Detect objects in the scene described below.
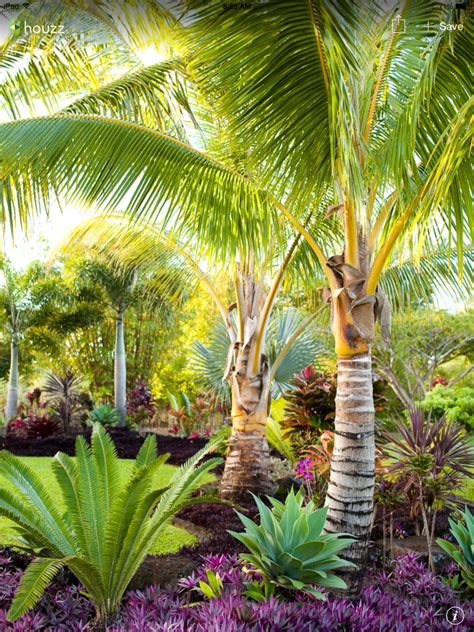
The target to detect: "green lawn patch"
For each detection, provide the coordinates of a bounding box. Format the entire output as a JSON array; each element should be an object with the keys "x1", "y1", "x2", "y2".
[{"x1": 0, "y1": 456, "x2": 198, "y2": 554}]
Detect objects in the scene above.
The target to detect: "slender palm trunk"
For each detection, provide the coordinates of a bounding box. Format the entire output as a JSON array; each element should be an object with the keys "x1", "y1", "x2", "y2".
[
  {"x1": 114, "y1": 310, "x2": 127, "y2": 427},
  {"x1": 325, "y1": 352, "x2": 375, "y2": 597},
  {"x1": 220, "y1": 270, "x2": 275, "y2": 502},
  {"x1": 5, "y1": 334, "x2": 20, "y2": 422},
  {"x1": 220, "y1": 345, "x2": 274, "y2": 500}
]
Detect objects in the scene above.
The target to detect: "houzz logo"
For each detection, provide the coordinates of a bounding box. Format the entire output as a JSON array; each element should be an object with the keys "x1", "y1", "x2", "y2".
[{"x1": 9, "y1": 19, "x2": 65, "y2": 36}]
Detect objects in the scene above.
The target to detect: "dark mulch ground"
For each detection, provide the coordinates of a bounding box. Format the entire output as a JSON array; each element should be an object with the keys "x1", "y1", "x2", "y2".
[
  {"x1": 178, "y1": 501, "x2": 258, "y2": 560},
  {"x1": 0, "y1": 429, "x2": 209, "y2": 465}
]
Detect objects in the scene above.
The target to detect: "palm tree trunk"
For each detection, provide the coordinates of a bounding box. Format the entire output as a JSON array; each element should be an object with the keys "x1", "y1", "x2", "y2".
[
  {"x1": 5, "y1": 334, "x2": 20, "y2": 422},
  {"x1": 114, "y1": 310, "x2": 127, "y2": 427},
  {"x1": 220, "y1": 269, "x2": 275, "y2": 502},
  {"x1": 220, "y1": 344, "x2": 275, "y2": 501},
  {"x1": 325, "y1": 352, "x2": 375, "y2": 597}
]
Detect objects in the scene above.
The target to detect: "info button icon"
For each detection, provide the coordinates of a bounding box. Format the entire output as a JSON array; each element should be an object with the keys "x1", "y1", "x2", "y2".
[{"x1": 446, "y1": 606, "x2": 464, "y2": 626}]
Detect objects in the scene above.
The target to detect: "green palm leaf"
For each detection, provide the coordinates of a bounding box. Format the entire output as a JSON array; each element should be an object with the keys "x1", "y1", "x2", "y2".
[
  {"x1": 192, "y1": 308, "x2": 325, "y2": 400},
  {"x1": 0, "y1": 115, "x2": 276, "y2": 255}
]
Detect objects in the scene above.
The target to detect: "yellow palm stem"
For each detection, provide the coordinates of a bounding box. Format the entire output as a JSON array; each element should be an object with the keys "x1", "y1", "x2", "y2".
[
  {"x1": 250, "y1": 232, "x2": 303, "y2": 375},
  {"x1": 344, "y1": 198, "x2": 359, "y2": 268},
  {"x1": 368, "y1": 191, "x2": 398, "y2": 251},
  {"x1": 270, "y1": 197, "x2": 336, "y2": 290}
]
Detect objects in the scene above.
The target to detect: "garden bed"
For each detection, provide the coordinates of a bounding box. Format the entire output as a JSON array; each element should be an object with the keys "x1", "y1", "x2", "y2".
[{"x1": 0, "y1": 429, "x2": 208, "y2": 465}]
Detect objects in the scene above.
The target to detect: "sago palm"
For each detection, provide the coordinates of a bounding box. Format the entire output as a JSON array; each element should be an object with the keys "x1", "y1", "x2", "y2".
[
  {"x1": 0, "y1": 0, "x2": 472, "y2": 593},
  {"x1": 0, "y1": 423, "x2": 222, "y2": 626}
]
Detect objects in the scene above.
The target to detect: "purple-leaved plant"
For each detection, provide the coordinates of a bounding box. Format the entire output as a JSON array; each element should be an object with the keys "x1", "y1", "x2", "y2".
[{"x1": 1, "y1": 549, "x2": 473, "y2": 630}]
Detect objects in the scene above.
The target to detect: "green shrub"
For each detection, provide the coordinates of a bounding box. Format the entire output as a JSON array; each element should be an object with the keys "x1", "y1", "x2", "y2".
[
  {"x1": 0, "y1": 424, "x2": 222, "y2": 625},
  {"x1": 229, "y1": 489, "x2": 355, "y2": 600},
  {"x1": 437, "y1": 508, "x2": 474, "y2": 593},
  {"x1": 420, "y1": 385, "x2": 474, "y2": 430},
  {"x1": 89, "y1": 403, "x2": 121, "y2": 426}
]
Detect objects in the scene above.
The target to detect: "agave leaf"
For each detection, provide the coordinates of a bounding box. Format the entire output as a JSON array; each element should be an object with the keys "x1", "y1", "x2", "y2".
[
  {"x1": 304, "y1": 587, "x2": 327, "y2": 600},
  {"x1": 306, "y1": 539, "x2": 356, "y2": 564},
  {"x1": 293, "y1": 541, "x2": 325, "y2": 561},
  {"x1": 227, "y1": 531, "x2": 262, "y2": 556},
  {"x1": 277, "y1": 552, "x2": 304, "y2": 571},
  {"x1": 287, "y1": 577, "x2": 305, "y2": 590},
  {"x1": 307, "y1": 506, "x2": 328, "y2": 537},
  {"x1": 315, "y1": 574, "x2": 348, "y2": 589}
]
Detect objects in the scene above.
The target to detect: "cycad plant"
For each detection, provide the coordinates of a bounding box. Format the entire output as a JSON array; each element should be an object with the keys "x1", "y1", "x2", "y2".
[
  {"x1": 0, "y1": 424, "x2": 222, "y2": 626},
  {"x1": 229, "y1": 489, "x2": 355, "y2": 600}
]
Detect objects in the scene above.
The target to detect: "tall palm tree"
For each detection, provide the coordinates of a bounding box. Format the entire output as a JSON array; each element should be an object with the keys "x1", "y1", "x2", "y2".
[
  {"x1": 62, "y1": 215, "x2": 327, "y2": 499},
  {"x1": 56, "y1": 228, "x2": 190, "y2": 427},
  {"x1": 0, "y1": 259, "x2": 64, "y2": 422},
  {"x1": 1, "y1": 0, "x2": 471, "y2": 590}
]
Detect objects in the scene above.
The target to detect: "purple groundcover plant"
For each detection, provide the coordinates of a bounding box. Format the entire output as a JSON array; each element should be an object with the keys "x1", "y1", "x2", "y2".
[
  {"x1": 1, "y1": 550, "x2": 473, "y2": 630},
  {"x1": 0, "y1": 553, "x2": 93, "y2": 631}
]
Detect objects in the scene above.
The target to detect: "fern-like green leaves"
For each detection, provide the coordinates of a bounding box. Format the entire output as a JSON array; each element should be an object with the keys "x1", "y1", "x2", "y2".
[
  {"x1": 0, "y1": 424, "x2": 222, "y2": 622},
  {"x1": 8, "y1": 557, "x2": 68, "y2": 621}
]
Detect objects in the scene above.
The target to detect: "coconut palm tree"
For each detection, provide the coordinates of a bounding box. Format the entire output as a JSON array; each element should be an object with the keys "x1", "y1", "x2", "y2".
[{"x1": 1, "y1": 0, "x2": 471, "y2": 591}]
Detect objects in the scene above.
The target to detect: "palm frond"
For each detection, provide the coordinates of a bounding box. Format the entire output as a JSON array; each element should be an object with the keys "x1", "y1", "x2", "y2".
[
  {"x1": 61, "y1": 60, "x2": 193, "y2": 135},
  {"x1": 187, "y1": 0, "x2": 333, "y2": 205},
  {"x1": 0, "y1": 115, "x2": 277, "y2": 256},
  {"x1": 55, "y1": 215, "x2": 197, "y2": 309},
  {"x1": 192, "y1": 308, "x2": 327, "y2": 400},
  {"x1": 7, "y1": 557, "x2": 67, "y2": 621},
  {"x1": 381, "y1": 247, "x2": 474, "y2": 311}
]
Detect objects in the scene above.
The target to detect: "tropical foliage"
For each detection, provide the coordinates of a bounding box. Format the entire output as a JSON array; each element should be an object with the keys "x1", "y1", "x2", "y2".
[
  {"x1": 382, "y1": 409, "x2": 474, "y2": 570},
  {"x1": 437, "y1": 508, "x2": 474, "y2": 592},
  {"x1": 0, "y1": 0, "x2": 472, "y2": 610},
  {"x1": 229, "y1": 489, "x2": 355, "y2": 599},
  {"x1": 0, "y1": 423, "x2": 222, "y2": 624},
  {"x1": 421, "y1": 385, "x2": 474, "y2": 431}
]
